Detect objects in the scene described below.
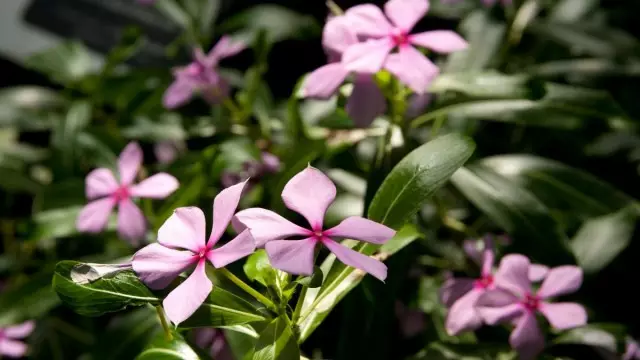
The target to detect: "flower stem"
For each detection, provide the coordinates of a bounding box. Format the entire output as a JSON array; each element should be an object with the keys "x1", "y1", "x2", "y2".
[
  {"x1": 218, "y1": 268, "x2": 278, "y2": 312},
  {"x1": 155, "y1": 306, "x2": 173, "y2": 341},
  {"x1": 291, "y1": 285, "x2": 307, "y2": 324},
  {"x1": 326, "y1": 0, "x2": 344, "y2": 16}
]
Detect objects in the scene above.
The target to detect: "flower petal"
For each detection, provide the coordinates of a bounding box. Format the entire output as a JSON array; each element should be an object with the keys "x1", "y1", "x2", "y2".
[
  {"x1": 475, "y1": 289, "x2": 522, "y2": 325},
  {"x1": 265, "y1": 238, "x2": 317, "y2": 276},
  {"x1": 343, "y1": 38, "x2": 394, "y2": 74},
  {"x1": 4, "y1": 321, "x2": 35, "y2": 339},
  {"x1": 117, "y1": 199, "x2": 147, "y2": 244},
  {"x1": 494, "y1": 254, "x2": 532, "y2": 297},
  {"x1": 536, "y1": 265, "x2": 583, "y2": 299},
  {"x1": 440, "y1": 277, "x2": 474, "y2": 307},
  {"x1": 163, "y1": 78, "x2": 195, "y2": 109},
  {"x1": 346, "y1": 74, "x2": 387, "y2": 127},
  {"x1": 445, "y1": 289, "x2": 483, "y2": 335},
  {"x1": 132, "y1": 243, "x2": 196, "y2": 289},
  {"x1": 76, "y1": 198, "x2": 115, "y2": 234},
  {"x1": 539, "y1": 302, "x2": 587, "y2": 330},
  {"x1": 528, "y1": 264, "x2": 549, "y2": 282},
  {"x1": 384, "y1": 45, "x2": 439, "y2": 94},
  {"x1": 208, "y1": 181, "x2": 247, "y2": 247},
  {"x1": 509, "y1": 313, "x2": 545, "y2": 360},
  {"x1": 118, "y1": 142, "x2": 143, "y2": 186},
  {"x1": 300, "y1": 63, "x2": 349, "y2": 99},
  {"x1": 232, "y1": 208, "x2": 309, "y2": 247},
  {"x1": 323, "y1": 238, "x2": 387, "y2": 281},
  {"x1": 344, "y1": 4, "x2": 394, "y2": 37},
  {"x1": 129, "y1": 173, "x2": 179, "y2": 199},
  {"x1": 282, "y1": 166, "x2": 336, "y2": 230},
  {"x1": 325, "y1": 216, "x2": 395, "y2": 244},
  {"x1": 481, "y1": 249, "x2": 495, "y2": 277},
  {"x1": 208, "y1": 36, "x2": 246, "y2": 63},
  {"x1": 200, "y1": 77, "x2": 231, "y2": 105},
  {"x1": 0, "y1": 339, "x2": 27, "y2": 358},
  {"x1": 163, "y1": 260, "x2": 213, "y2": 325},
  {"x1": 410, "y1": 30, "x2": 468, "y2": 53},
  {"x1": 384, "y1": 0, "x2": 429, "y2": 32},
  {"x1": 323, "y1": 15, "x2": 358, "y2": 56},
  {"x1": 158, "y1": 207, "x2": 206, "y2": 252},
  {"x1": 208, "y1": 229, "x2": 256, "y2": 268},
  {"x1": 85, "y1": 168, "x2": 118, "y2": 199}
]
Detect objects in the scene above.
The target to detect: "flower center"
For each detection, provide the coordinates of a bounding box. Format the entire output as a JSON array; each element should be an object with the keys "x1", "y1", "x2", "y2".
[
  {"x1": 391, "y1": 29, "x2": 410, "y2": 47},
  {"x1": 197, "y1": 248, "x2": 208, "y2": 259},
  {"x1": 521, "y1": 293, "x2": 540, "y2": 311},
  {"x1": 473, "y1": 274, "x2": 493, "y2": 289},
  {"x1": 111, "y1": 186, "x2": 130, "y2": 203}
]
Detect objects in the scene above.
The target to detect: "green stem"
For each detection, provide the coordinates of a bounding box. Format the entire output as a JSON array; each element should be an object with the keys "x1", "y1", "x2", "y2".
[
  {"x1": 291, "y1": 286, "x2": 307, "y2": 324},
  {"x1": 431, "y1": 113, "x2": 446, "y2": 138},
  {"x1": 326, "y1": 0, "x2": 344, "y2": 16},
  {"x1": 218, "y1": 268, "x2": 278, "y2": 312},
  {"x1": 156, "y1": 306, "x2": 173, "y2": 341}
]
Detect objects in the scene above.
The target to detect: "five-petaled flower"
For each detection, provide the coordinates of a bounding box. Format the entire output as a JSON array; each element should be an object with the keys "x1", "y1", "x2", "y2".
[
  {"x1": 163, "y1": 36, "x2": 246, "y2": 109},
  {"x1": 77, "y1": 142, "x2": 179, "y2": 245},
  {"x1": 0, "y1": 321, "x2": 35, "y2": 358},
  {"x1": 475, "y1": 254, "x2": 587, "y2": 360},
  {"x1": 342, "y1": 0, "x2": 468, "y2": 93},
  {"x1": 132, "y1": 181, "x2": 256, "y2": 325},
  {"x1": 233, "y1": 166, "x2": 396, "y2": 281}
]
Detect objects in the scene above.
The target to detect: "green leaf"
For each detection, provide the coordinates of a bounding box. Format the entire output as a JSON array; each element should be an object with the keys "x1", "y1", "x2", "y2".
[
  {"x1": 155, "y1": 0, "x2": 191, "y2": 29},
  {"x1": 570, "y1": 207, "x2": 638, "y2": 274},
  {"x1": 25, "y1": 41, "x2": 95, "y2": 85},
  {"x1": 0, "y1": 86, "x2": 66, "y2": 129},
  {"x1": 29, "y1": 206, "x2": 117, "y2": 244},
  {"x1": 0, "y1": 268, "x2": 61, "y2": 326},
  {"x1": 253, "y1": 316, "x2": 299, "y2": 360},
  {"x1": 368, "y1": 133, "x2": 475, "y2": 230},
  {"x1": 553, "y1": 323, "x2": 626, "y2": 354},
  {"x1": 430, "y1": 72, "x2": 546, "y2": 100},
  {"x1": 136, "y1": 332, "x2": 201, "y2": 360},
  {"x1": 179, "y1": 286, "x2": 268, "y2": 328},
  {"x1": 0, "y1": 166, "x2": 42, "y2": 194},
  {"x1": 294, "y1": 266, "x2": 323, "y2": 289},
  {"x1": 53, "y1": 101, "x2": 93, "y2": 169},
  {"x1": 243, "y1": 250, "x2": 278, "y2": 287},
  {"x1": 450, "y1": 165, "x2": 575, "y2": 265},
  {"x1": 92, "y1": 307, "x2": 161, "y2": 360}
]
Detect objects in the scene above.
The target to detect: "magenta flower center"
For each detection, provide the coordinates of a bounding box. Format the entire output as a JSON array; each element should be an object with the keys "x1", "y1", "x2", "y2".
[
  {"x1": 521, "y1": 293, "x2": 541, "y2": 311},
  {"x1": 197, "y1": 247, "x2": 209, "y2": 259},
  {"x1": 111, "y1": 186, "x2": 130, "y2": 203},
  {"x1": 473, "y1": 274, "x2": 494, "y2": 289},
  {"x1": 391, "y1": 29, "x2": 410, "y2": 47}
]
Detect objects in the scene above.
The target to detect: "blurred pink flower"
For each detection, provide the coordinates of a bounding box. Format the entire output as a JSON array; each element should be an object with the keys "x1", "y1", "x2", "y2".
[
  {"x1": 395, "y1": 301, "x2": 425, "y2": 337},
  {"x1": 342, "y1": 0, "x2": 468, "y2": 93},
  {"x1": 193, "y1": 328, "x2": 234, "y2": 360},
  {"x1": 625, "y1": 338, "x2": 640, "y2": 360},
  {"x1": 476, "y1": 255, "x2": 587, "y2": 360},
  {"x1": 163, "y1": 36, "x2": 245, "y2": 109},
  {"x1": 0, "y1": 321, "x2": 35, "y2": 358},
  {"x1": 154, "y1": 140, "x2": 186, "y2": 165},
  {"x1": 233, "y1": 166, "x2": 395, "y2": 281},
  {"x1": 77, "y1": 142, "x2": 179, "y2": 245},
  {"x1": 132, "y1": 182, "x2": 256, "y2": 325},
  {"x1": 221, "y1": 152, "x2": 281, "y2": 188}
]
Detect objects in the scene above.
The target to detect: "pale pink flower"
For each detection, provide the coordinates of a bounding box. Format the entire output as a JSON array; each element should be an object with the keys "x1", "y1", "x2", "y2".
[
  {"x1": 77, "y1": 142, "x2": 179, "y2": 244},
  {"x1": 395, "y1": 301, "x2": 425, "y2": 337},
  {"x1": 0, "y1": 321, "x2": 35, "y2": 358},
  {"x1": 193, "y1": 328, "x2": 234, "y2": 360},
  {"x1": 476, "y1": 255, "x2": 587, "y2": 360},
  {"x1": 342, "y1": 0, "x2": 468, "y2": 93},
  {"x1": 163, "y1": 36, "x2": 245, "y2": 109},
  {"x1": 233, "y1": 166, "x2": 396, "y2": 281},
  {"x1": 625, "y1": 338, "x2": 640, "y2": 360},
  {"x1": 132, "y1": 181, "x2": 256, "y2": 325},
  {"x1": 154, "y1": 140, "x2": 186, "y2": 165},
  {"x1": 221, "y1": 152, "x2": 281, "y2": 188}
]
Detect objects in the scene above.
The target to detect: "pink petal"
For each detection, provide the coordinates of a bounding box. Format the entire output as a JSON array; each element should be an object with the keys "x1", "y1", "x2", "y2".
[
  {"x1": 509, "y1": 313, "x2": 545, "y2": 360},
  {"x1": 493, "y1": 254, "x2": 532, "y2": 297},
  {"x1": 322, "y1": 15, "x2": 358, "y2": 56},
  {"x1": 481, "y1": 249, "x2": 495, "y2": 277},
  {"x1": 325, "y1": 216, "x2": 395, "y2": 244},
  {"x1": 384, "y1": 45, "x2": 439, "y2": 94},
  {"x1": 0, "y1": 339, "x2": 27, "y2": 358},
  {"x1": 232, "y1": 208, "x2": 309, "y2": 248},
  {"x1": 410, "y1": 30, "x2": 469, "y2": 53},
  {"x1": 440, "y1": 277, "x2": 474, "y2": 307},
  {"x1": 342, "y1": 38, "x2": 394, "y2": 74},
  {"x1": 300, "y1": 63, "x2": 350, "y2": 99},
  {"x1": 344, "y1": 4, "x2": 394, "y2": 37},
  {"x1": 539, "y1": 302, "x2": 587, "y2": 330},
  {"x1": 117, "y1": 199, "x2": 147, "y2": 245},
  {"x1": 208, "y1": 181, "x2": 247, "y2": 247},
  {"x1": 282, "y1": 166, "x2": 336, "y2": 231},
  {"x1": 323, "y1": 238, "x2": 387, "y2": 281},
  {"x1": 536, "y1": 265, "x2": 582, "y2": 299},
  {"x1": 528, "y1": 264, "x2": 549, "y2": 282},
  {"x1": 384, "y1": 0, "x2": 429, "y2": 32},
  {"x1": 4, "y1": 321, "x2": 35, "y2": 339},
  {"x1": 475, "y1": 289, "x2": 522, "y2": 325},
  {"x1": 163, "y1": 79, "x2": 195, "y2": 109},
  {"x1": 158, "y1": 207, "x2": 207, "y2": 252},
  {"x1": 118, "y1": 142, "x2": 143, "y2": 186},
  {"x1": 346, "y1": 74, "x2": 387, "y2": 127},
  {"x1": 85, "y1": 168, "x2": 118, "y2": 199},
  {"x1": 265, "y1": 238, "x2": 317, "y2": 276},
  {"x1": 76, "y1": 198, "x2": 115, "y2": 234},
  {"x1": 163, "y1": 259, "x2": 213, "y2": 325},
  {"x1": 201, "y1": 78, "x2": 231, "y2": 105},
  {"x1": 207, "y1": 229, "x2": 256, "y2": 268},
  {"x1": 445, "y1": 289, "x2": 483, "y2": 335},
  {"x1": 132, "y1": 243, "x2": 196, "y2": 289},
  {"x1": 208, "y1": 36, "x2": 246, "y2": 63},
  {"x1": 129, "y1": 173, "x2": 179, "y2": 199}
]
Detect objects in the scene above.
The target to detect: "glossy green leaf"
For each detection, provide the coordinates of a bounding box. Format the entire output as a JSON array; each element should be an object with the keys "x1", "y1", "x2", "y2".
[
  {"x1": 0, "y1": 86, "x2": 66, "y2": 129},
  {"x1": 25, "y1": 41, "x2": 96, "y2": 85},
  {"x1": 294, "y1": 266, "x2": 323, "y2": 289},
  {"x1": 368, "y1": 133, "x2": 476, "y2": 230},
  {"x1": 29, "y1": 206, "x2": 116, "y2": 244},
  {"x1": 243, "y1": 250, "x2": 278, "y2": 287},
  {"x1": 136, "y1": 332, "x2": 201, "y2": 360},
  {"x1": 430, "y1": 72, "x2": 546, "y2": 100},
  {"x1": 54, "y1": 101, "x2": 93, "y2": 168},
  {"x1": 570, "y1": 207, "x2": 638, "y2": 274},
  {"x1": 253, "y1": 316, "x2": 299, "y2": 360},
  {"x1": 0, "y1": 269, "x2": 61, "y2": 326},
  {"x1": 553, "y1": 323, "x2": 626, "y2": 354},
  {"x1": 451, "y1": 165, "x2": 575, "y2": 265},
  {"x1": 92, "y1": 307, "x2": 161, "y2": 360},
  {"x1": 155, "y1": 0, "x2": 192, "y2": 29}
]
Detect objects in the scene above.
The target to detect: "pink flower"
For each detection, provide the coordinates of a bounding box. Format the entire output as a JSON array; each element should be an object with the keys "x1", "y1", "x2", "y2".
[
  {"x1": 77, "y1": 142, "x2": 179, "y2": 245},
  {"x1": 476, "y1": 255, "x2": 587, "y2": 360},
  {"x1": 0, "y1": 321, "x2": 35, "y2": 358},
  {"x1": 233, "y1": 166, "x2": 396, "y2": 281},
  {"x1": 163, "y1": 36, "x2": 245, "y2": 109},
  {"x1": 341, "y1": 0, "x2": 468, "y2": 93},
  {"x1": 132, "y1": 181, "x2": 256, "y2": 325},
  {"x1": 193, "y1": 328, "x2": 234, "y2": 360},
  {"x1": 154, "y1": 140, "x2": 186, "y2": 165},
  {"x1": 395, "y1": 301, "x2": 425, "y2": 337},
  {"x1": 625, "y1": 338, "x2": 640, "y2": 360},
  {"x1": 221, "y1": 152, "x2": 281, "y2": 188},
  {"x1": 301, "y1": 15, "x2": 386, "y2": 128}
]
